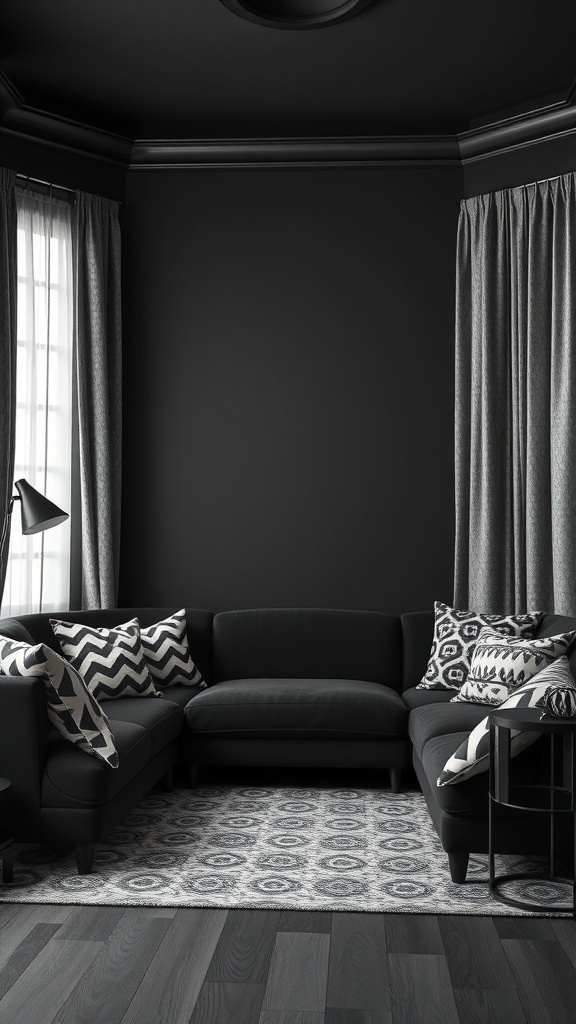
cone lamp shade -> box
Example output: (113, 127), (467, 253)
(14, 479), (69, 535)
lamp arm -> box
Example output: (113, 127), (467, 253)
(0, 495), (19, 572)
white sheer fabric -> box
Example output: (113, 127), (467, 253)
(0, 190), (73, 616)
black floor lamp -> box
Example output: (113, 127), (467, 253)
(0, 478), (69, 601)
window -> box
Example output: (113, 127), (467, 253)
(0, 191), (73, 616)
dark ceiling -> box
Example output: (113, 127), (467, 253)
(1, 0), (575, 140)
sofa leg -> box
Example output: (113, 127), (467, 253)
(389, 767), (402, 793)
(161, 768), (174, 792)
(188, 765), (199, 789)
(75, 843), (95, 875)
(448, 851), (469, 883)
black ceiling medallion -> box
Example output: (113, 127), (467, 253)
(218, 0), (375, 30)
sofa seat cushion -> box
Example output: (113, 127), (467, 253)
(104, 696), (184, 755)
(185, 678), (409, 739)
(409, 703), (488, 760)
(42, 720), (152, 807)
(402, 687), (455, 711)
(157, 683), (207, 709)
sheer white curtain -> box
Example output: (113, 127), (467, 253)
(0, 190), (73, 616)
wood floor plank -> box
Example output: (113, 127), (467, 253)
(205, 908), (281, 983)
(120, 908), (228, 1024)
(327, 912), (389, 1012)
(453, 987), (527, 1024)
(0, 905), (23, 931)
(0, 905), (73, 971)
(52, 912), (172, 1024)
(0, 923), (61, 1001)
(325, 1010), (392, 1023)
(189, 981), (266, 1024)
(551, 920), (576, 967)
(260, 1013), (325, 1024)
(502, 938), (576, 1024)
(0, 937), (103, 1024)
(20, 904), (73, 923)
(439, 916), (517, 990)
(121, 906), (178, 918)
(388, 953), (459, 1024)
(384, 914), (443, 954)
(262, 932), (330, 1013)
(493, 917), (557, 940)
(53, 905), (126, 941)
(278, 911), (332, 933)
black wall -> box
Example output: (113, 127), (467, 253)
(120, 165), (463, 613)
(4, 125), (573, 616)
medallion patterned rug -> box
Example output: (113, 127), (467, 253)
(0, 786), (570, 915)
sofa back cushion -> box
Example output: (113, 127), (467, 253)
(212, 608), (403, 689)
(401, 610), (435, 691)
(0, 608), (215, 685)
(0, 617), (36, 645)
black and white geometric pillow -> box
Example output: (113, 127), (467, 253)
(451, 626), (576, 706)
(120, 610), (206, 690)
(417, 602), (543, 690)
(438, 656), (576, 785)
(0, 635), (119, 767)
(50, 618), (160, 702)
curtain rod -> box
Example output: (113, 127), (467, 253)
(16, 173), (76, 194)
(15, 173), (121, 204)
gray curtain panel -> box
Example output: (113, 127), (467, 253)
(0, 168), (17, 599)
(75, 192), (122, 609)
(454, 172), (576, 616)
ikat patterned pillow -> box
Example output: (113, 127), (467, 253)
(51, 618), (160, 702)
(0, 635), (119, 767)
(451, 625), (576, 706)
(120, 610), (206, 690)
(417, 602), (543, 691)
(438, 657), (576, 785)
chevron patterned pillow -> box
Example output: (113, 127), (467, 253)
(417, 602), (543, 691)
(451, 625), (576, 706)
(438, 657), (576, 785)
(0, 635), (119, 767)
(51, 618), (160, 701)
(120, 610), (206, 690)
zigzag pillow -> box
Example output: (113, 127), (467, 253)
(417, 602), (543, 690)
(451, 625), (576, 706)
(0, 635), (118, 767)
(51, 618), (160, 702)
(438, 657), (576, 785)
(120, 610), (206, 690)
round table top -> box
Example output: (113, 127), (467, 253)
(490, 707), (576, 733)
(0, 779), (10, 796)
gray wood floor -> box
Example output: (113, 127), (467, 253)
(0, 903), (575, 1024)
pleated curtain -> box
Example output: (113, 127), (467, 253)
(75, 192), (122, 609)
(454, 172), (576, 616)
(0, 169), (17, 598)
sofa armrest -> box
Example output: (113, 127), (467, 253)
(0, 675), (48, 839)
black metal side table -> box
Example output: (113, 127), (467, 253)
(0, 778), (14, 883)
(489, 707), (576, 916)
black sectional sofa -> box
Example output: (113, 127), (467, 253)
(0, 605), (574, 880)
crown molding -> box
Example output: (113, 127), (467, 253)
(0, 68), (575, 171)
(0, 71), (131, 166)
(129, 135), (460, 168)
(458, 94), (576, 163)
